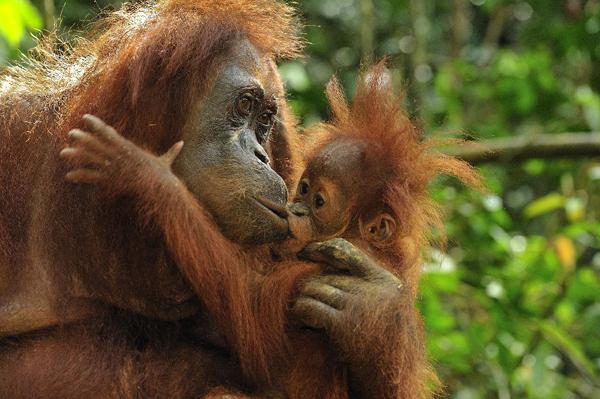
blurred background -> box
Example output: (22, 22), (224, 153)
(1, 0), (599, 397)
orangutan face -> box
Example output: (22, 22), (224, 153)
(174, 38), (289, 245)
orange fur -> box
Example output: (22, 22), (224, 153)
(265, 63), (482, 398)
(0, 0), (478, 395)
(98, 63), (480, 398)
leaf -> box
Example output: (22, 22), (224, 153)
(552, 235), (576, 273)
(0, 0), (42, 48)
(537, 320), (600, 386)
(0, 1), (24, 47)
(523, 193), (566, 218)
(564, 197), (585, 222)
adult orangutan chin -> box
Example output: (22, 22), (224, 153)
(0, 1), (420, 398)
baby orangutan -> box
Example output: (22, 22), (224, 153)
(61, 62), (480, 398)
(274, 136), (400, 259)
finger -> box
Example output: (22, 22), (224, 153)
(81, 114), (112, 136)
(59, 147), (107, 167)
(290, 297), (339, 330)
(81, 114), (128, 148)
(65, 169), (105, 184)
(300, 238), (377, 278)
(299, 244), (349, 271)
(67, 129), (110, 155)
(312, 275), (361, 293)
(300, 280), (347, 310)
(161, 141), (184, 166)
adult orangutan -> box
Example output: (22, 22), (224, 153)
(0, 0), (297, 396)
(57, 64), (480, 398)
(0, 1), (430, 398)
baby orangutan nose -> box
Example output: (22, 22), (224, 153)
(271, 203), (315, 258)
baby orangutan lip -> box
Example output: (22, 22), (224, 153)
(254, 196), (288, 219)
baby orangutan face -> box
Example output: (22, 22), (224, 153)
(274, 138), (398, 257)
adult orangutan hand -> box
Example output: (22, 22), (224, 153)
(292, 238), (410, 399)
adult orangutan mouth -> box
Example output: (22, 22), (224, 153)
(253, 196), (288, 219)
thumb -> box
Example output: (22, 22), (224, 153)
(162, 141), (184, 165)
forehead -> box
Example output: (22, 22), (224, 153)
(213, 38), (283, 98)
(306, 139), (369, 189)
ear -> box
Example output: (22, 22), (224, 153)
(359, 212), (397, 247)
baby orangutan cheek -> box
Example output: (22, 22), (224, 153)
(273, 214), (315, 257)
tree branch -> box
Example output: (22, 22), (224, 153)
(446, 132), (600, 164)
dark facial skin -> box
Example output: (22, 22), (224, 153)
(173, 39), (289, 245)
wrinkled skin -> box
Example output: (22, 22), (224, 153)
(171, 39), (290, 245)
(295, 239), (407, 399)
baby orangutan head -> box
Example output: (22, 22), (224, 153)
(279, 136), (398, 255)
(274, 61), (480, 259)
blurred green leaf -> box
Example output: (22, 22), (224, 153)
(0, 0), (41, 48)
(524, 193), (566, 218)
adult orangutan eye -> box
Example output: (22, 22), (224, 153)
(257, 111), (273, 127)
(314, 193), (326, 209)
(235, 93), (254, 117)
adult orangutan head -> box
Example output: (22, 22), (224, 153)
(56, 0), (304, 244)
(174, 38), (292, 244)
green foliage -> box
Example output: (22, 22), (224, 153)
(1, 0), (599, 397)
(0, 0), (41, 59)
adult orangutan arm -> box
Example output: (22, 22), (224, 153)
(60, 115), (247, 324)
(60, 114), (283, 384)
(292, 238), (426, 399)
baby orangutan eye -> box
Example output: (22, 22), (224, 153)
(298, 180), (309, 196)
(314, 193), (326, 209)
(235, 93), (254, 117)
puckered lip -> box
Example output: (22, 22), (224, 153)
(253, 196), (288, 219)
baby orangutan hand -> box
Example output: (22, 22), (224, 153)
(60, 114), (183, 197)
